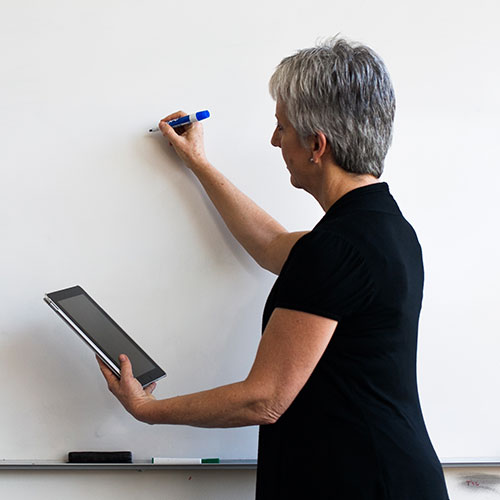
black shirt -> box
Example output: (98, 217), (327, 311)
(256, 183), (449, 499)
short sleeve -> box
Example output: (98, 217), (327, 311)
(274, 230), (374, 321)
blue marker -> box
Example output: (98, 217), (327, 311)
(149, 110), (210, 133)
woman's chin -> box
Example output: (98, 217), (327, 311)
(289, 175), (304, 190)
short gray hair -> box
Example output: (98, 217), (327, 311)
(269, 37), (395, 178)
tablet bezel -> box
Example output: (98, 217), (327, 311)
(44, 285), (166, 388)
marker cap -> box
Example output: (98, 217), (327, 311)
(195, 110), (210, 121)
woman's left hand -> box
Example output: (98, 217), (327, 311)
(97, 354), (158, 424)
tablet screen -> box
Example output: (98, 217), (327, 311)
(45, 286), (165, 386)
(58, 294), (156, 376)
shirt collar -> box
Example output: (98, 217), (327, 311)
(323, 182), (400, 219)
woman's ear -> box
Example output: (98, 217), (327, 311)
(310, 131), (328, 163)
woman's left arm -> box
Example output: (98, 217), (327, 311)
(98, 308), (337, 427)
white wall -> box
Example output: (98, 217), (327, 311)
(0, 470), (256, 500)
(1, 468), (500, 499)
(1, 0), (499, 497)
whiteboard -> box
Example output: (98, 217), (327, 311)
(0, 0), (498, 462)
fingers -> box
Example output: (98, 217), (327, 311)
(144, 382), (157, 395)
(158, 110), (194, 141)
(158, 120), (175, 140)
(161, 110), (186, 123)
(96, 353), (159, 422)
(159, 110), (185, 136)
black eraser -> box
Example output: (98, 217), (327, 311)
(68, 451), (132, 463)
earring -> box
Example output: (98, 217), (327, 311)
(309, 158), (315, 163)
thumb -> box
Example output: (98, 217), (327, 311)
(119, 354), (134, 380)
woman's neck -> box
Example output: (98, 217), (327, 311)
(314, 165), (379, 212)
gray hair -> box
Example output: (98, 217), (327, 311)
(269, 37), (395, 178)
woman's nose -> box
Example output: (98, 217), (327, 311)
(271, 128), (281, 148)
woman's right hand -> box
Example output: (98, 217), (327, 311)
(158, 111), (209, 170)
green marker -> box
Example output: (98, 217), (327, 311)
(151, 457), (220, 465)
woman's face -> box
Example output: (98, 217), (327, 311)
(271, 100), (313, 191)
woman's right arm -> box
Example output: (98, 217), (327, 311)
(158, 111), (307, 275)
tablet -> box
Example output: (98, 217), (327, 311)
(44, 285), (166, 387)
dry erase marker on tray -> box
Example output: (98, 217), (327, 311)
(149, 110), (210, 132)
(152, 457), (219, 464)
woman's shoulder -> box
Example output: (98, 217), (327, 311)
(286, 227), (370, 276)
(292, 226), (363, 258)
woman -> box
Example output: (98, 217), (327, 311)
(98, 38), (450, 499)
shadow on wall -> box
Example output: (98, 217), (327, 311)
(449, 471), (500, 498)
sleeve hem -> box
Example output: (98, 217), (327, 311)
(272, 302), (342, 322)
